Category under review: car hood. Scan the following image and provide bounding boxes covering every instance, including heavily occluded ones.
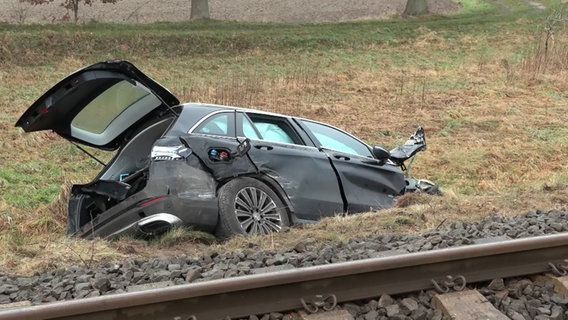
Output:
[15,60,180,150]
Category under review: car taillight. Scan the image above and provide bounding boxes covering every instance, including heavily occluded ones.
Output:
[151,145,192,161]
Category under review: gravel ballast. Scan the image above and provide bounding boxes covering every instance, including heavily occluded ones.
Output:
[1,209,567,318]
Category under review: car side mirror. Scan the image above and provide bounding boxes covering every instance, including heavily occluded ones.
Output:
[372,145,391,161]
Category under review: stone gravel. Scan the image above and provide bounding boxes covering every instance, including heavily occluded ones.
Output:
[1,209,567,318]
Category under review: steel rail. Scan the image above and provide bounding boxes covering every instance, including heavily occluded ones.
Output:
[1,233,567,320]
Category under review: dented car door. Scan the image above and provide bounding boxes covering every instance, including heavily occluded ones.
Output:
[297,119,406,213]
[324,149,405,212]
[247,141,344,220]
[241,112,344,220]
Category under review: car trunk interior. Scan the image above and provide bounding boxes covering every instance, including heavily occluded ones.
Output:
[69,116,176,233]
[99,117,175,181]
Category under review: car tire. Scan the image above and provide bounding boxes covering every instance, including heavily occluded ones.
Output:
[215,177,290,238]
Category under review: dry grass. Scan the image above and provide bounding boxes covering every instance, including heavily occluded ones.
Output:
[1,7,568,274]
[0,236,123,274]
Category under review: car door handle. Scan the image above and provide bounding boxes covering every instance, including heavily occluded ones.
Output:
[362,159,383,166]
[333,154,350,161]
[254,145,274,150]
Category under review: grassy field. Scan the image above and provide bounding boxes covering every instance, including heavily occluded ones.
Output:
[0,0,567,274]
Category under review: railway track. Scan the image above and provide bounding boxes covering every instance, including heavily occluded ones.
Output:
[0,233,567,320]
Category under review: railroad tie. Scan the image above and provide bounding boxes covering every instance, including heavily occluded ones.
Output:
[298,309,354,320]
[433,289,509,320]
[531,275,568,298]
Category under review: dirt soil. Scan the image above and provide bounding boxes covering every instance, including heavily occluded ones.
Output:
[0,0,461,24]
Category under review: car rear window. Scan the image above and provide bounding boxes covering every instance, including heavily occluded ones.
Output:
[72,80,150,134]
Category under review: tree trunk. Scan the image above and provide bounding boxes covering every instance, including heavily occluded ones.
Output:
[403,0,428,16]
[190,0,210,20]
[72,0,79,23]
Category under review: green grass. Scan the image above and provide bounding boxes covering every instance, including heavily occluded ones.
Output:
[0,162,62,208]
[526,126,568,142]
[1,0,568,273]
[0,3,547,69]
[458,0,498,13]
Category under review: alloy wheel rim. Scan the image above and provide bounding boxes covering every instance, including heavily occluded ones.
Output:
[234,187,282,235]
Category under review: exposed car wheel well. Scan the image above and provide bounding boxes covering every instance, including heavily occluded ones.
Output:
[253,175,294,214]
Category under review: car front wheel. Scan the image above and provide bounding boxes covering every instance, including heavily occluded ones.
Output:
[216,177,290,238]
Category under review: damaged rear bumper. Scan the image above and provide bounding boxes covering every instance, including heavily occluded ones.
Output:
[71,156,220,239]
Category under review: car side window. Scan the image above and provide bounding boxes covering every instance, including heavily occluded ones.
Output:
[241,114,260,139]
[300,120,373,157]
[194,113,230,136]
[246,114,303,145]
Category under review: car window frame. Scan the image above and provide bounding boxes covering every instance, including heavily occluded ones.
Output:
[243,112,306,146]
[238,112,262,139]
[188,110,236,138]
[296,119,374,158]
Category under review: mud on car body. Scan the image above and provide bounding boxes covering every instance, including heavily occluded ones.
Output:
[16,60,436,239]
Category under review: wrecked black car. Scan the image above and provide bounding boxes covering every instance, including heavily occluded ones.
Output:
[16,60,436,239]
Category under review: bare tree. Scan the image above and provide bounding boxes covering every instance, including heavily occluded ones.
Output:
[190,0,210,20]
[20,0,121,23]
[11,1,33,24]
[404,0,428,16]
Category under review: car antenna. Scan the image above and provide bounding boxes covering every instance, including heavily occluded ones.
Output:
[73,143,107,167]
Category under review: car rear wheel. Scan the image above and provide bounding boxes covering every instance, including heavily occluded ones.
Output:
[216,177,290,238]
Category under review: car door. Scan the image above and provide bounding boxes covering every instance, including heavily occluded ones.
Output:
[297,119,406,213]
[241,113,344,220]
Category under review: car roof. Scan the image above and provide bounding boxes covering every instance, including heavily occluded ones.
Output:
[164,102,298,136]
[179,102,365,140]
[181,102,296,119]
[176,102,372,150]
